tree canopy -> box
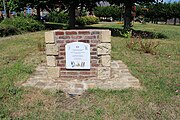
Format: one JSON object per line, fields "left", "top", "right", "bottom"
{"left": 1, "top": 0, "right": 167, "bottom": 28}
{"left": 107, "top": 0, "right": 163, "bottom": 29}
{"left": 136, "top": 1, "right": 180, "bottom": 25}
{"left": 94, "top": 5, "right": 123, "bottom": 21}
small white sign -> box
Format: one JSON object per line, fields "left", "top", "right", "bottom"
{"left": 65, "top": 42, "right": 90, "bottom": 69}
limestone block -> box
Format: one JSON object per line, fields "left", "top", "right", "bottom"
{"left": 45, "top": 31, "right": 55, "bottom": 43}
{"left": 98, "top": 67, "right": 111, "bottom": 79}
{"left": 110, "top": 61, "right": 120, "bottom": 68}
{"left": 99, "top": 30, "right": 111, "bottom": 43}
{"left": 46, "top": 56, "right": 56, "bottom": 66}
{"left": 46, "top": 44, "right": 59, "bottom": 55}
{"left": 101, "top": 55, "right": 111, "bottom": 67}
{"left": 97, "top": 43, "right": 111, "bottom": 55}
{"left": 47, "top": 67, "right": 60, "bottom": 78}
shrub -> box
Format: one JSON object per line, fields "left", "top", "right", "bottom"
{"left": 76, "top": 16, "right": 99, "bottom": 26}
{"left": 0, "top": 24, "right": 21, "bottom": 37}
{"left": 1, "top": 17, "right": 45, "bottom": 32}
{"left": 94, "top": 6, "right": 123, "bottom": 20}
{"left": 46, "top": 11, "right": 68, "bottom": 23}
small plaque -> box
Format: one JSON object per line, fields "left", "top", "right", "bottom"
{"left": 65, "top": 42, "right": 90, "bottom": 69}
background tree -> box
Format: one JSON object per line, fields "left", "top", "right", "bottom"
{"left": 160, "top": 2, "right": 172, "bottom": 24}
{"left": 18, "top": 0, "right": 61, "bottom": 20}
{"left": 108, "top": 0, "right": 162, "bottom": 29}
{"left": 171, "top": 2, "right": 180, "bottom": 25}
{"left": 138, "top": 1, "right": 180, "bottom": 25}
{"left": 94, "top": 5, "right": 123, "bottom": 21}
{"left": 59, "top": 0, "right": 102, "bottom": 28}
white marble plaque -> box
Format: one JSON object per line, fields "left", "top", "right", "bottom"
{"left": 65, "top": 42, "right": 90, "bottom": 69}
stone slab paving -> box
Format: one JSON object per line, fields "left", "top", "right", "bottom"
{"left": 22, "top": 61, "right": 141, "bottom": 95}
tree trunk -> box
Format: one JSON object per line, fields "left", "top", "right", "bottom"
{"left": 151, "top": 19, "right": 153, "bottom": 23}
{"left": 156, "top": 19, "right": 158, "bottom": 24}
{"left": 165, "top": 18, "right": 167, "bottom": 24}
{"left": 37, "top": 6, "right": 41, "bottom": 21}
{"left": 174, "top": 18, "right": 176, "bottom": 25}
{"left": 6, "top": 8, "right": 10, "bottom": 18}
{"left": 69, "top": 5, "right": 76, "bottom": 28}
{"left": 124, "top": 4, "right": 132, "bottom": 30}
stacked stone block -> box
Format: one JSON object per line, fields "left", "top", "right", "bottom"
{"left": 45, "top": 29, "right": 111, "bottom": 79}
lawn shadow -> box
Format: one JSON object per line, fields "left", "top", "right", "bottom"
{"left": 78, "top": 26, "right": 168, "bottom": 39}
{"left": 44, "top": 23, "right": 168, "bottom": 39}
{"left": 44, "top": 22, "right": 68, "bottom": 30}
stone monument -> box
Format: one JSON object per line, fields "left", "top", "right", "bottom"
{"left": 22, "top": 29, "right": 141, "bottom": 95}
{"left": 45, "top": 29, "right": 111, "bottom": 79}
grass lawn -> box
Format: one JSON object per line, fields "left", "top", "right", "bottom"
{"left": 0, "top": 23, "right": 179, "bottom": 119}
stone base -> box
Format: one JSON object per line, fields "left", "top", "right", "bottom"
{"left": 45, "top": 30, "right": 112, "bottom": 79}
{"left": 22, "top": 60, "right": 142, "bottom": 95}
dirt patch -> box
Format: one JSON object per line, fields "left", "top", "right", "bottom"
{"left": 55, "top": 91, "right": 94, "bottom": 112}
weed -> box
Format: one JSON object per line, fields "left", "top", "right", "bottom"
{"left": 126, "top": 36, "right": 160, "bottom": 55}
{"left": 126, "top": 37, "right": 139, "bottom": 50}
{"left": 120, "top": 29, "right": 132, "bottom": 38}
{"left": 139, "top": 39, "right": 160, "bottom": 55}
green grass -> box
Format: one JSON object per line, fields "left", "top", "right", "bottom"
{"left": 90, "top": 22, "right": 124, "bottom": 29}
{"left": 0, "top": 23, "right": 180, "bottom": 119}
{"left": 0, "top": 32, "right": 46, "bottom": 119}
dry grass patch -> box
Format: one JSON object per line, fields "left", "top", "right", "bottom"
{"left": 11, "top": 88, "right": 56, "bottom": 119}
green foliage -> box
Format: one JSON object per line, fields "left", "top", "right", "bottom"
{"left": 171, "top": 2, "right": 180, "bottom": 19}
{"left": 46, "top": 11, "right": 68, "bottom": 23}
{"left": 0, "top": 24, "right": 21, "bottom": 37}
{"left": 0, "top": 0, "right": 19, "bottom": 11}
{"left": 137, "top": 2, "right": 180, "bottom": 24}
{"left": 121, "top": 29, "right": 132, "bottom": 38}
{"left": 76, "top": 16, "right": 99, "bottom": 26}
{"left": 0, "top": 15, "right": 46, "bottom": 37}
{"left": 1, "top": 16, "right": 45, "bottom": 32}
{"left": 7, "top": 0, "right": 18, "bottom": 11}
{"left": 94, "top": 6, "right": 123, "bottom": 20}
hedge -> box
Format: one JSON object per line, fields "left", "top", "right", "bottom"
{"left": 1, "top": 17, "right": 45, "bottom": 32}
{"left": 76, "top": 16, "right": 99, "bottom": 26}
{"left": 0, "top": 16, "right": 45, "bottom": 37}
